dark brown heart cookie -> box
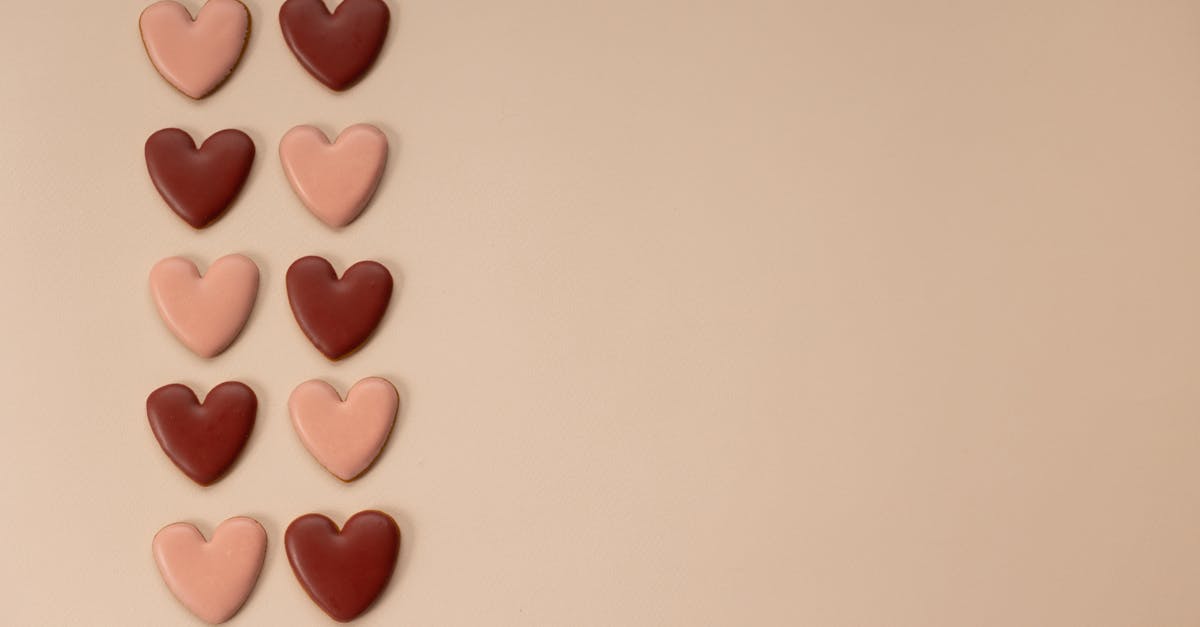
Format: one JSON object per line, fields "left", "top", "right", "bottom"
{"left": 285, "top": 510, "right": 401, "bottom": 622}
{"left": 145, "top": 128, "right": 255, "bottom": 229}
{"left": 286, "top": 256, "right": 393, "bottom": 360}
{"left": 279, "top": 0, "right": 390, "bottom": 91}
{"left": 146, "top": 381, "right": 257, "bottom": 486}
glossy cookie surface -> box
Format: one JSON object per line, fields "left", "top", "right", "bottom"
{"left": 147, "top": 381, "right": 256, "bottom": 485}
{"left": 279, "top": 0, "right": 390, "bottom": 91}
{"left": 289, "top": 377, "right": 398, "bottom": 481}
{"left": 150, "top": 254, "right": 259, "bottom": 358}
{"left": 153, "top": 517, "right": 267, "bottom": 624}
{"left": 286, "top": 256, "right": 393, "bottom": 360}
{"left": 280, "top": 124, "right": 387, "bottom": 228}
{"left": 285, "top": 510, "right": 400, "bottom": 622}
{"left": 145, "top": 128, "right": 255, "bottom": 228}
{"left": 140, "top": 0, "right": 250, "bottom": 99}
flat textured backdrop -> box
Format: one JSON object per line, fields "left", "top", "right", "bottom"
{"left": 3, "top": 0, "right": 1200, "bottom": 625}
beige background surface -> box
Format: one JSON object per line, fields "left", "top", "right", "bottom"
{"left": 3, "top": 0, "right": 1200, "bottom": 625}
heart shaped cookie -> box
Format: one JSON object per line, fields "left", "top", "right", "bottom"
{"left": 145, "top": 128, "right": 255, "bottom": 229}
{"left": 147, "top": 382, "right": 256, "bottom": 486}
{"left": 279, "top": 0, "right": 390, "bottom": 91}
{"left": 289, "top": 377, "right": 398, "bottom": 481}
{"left": 150, "top": 254, "right": 259, "bottom": 358}
{"left": 140, "top": 0, "right": 250, "bottom": 99}
{"left": 285, "top": 510, "right": 400, "bottom": 622}
{"left": 286, "top": 256, "right": 393, "bottom": 360}
{"left": 153, "top": 517, "right": 267, "bottom": 624}
{"left": 280, "top": 124, "right": 388, "bottom": 228}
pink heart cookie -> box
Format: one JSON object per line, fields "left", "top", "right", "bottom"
{"left": 140, "top": 0, "right": 250, "bottom": 99}
{"left": 153, "top": 517, "right": 266, "bottom": 624}
{"left": 150, "top": 254, "right": 259, "bottom": 358}
{"left": 279, "top": 124, "right": 388, "bottom": 228}
{"left": 289, "top": 377, "right": 399, "bottom": 481}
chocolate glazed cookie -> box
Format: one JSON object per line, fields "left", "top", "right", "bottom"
{"left": 146, "top": 382, "right": 257, "bottom": 486}
{"left": 286, "top": 256, "right": 393, "bottom": 360}
{"left": 144, "top": 128, "right": 255, "bottom": 229}
{"left": 279, "top": 0, "right": 390, "bottom": 91}
{"left": 285, "top": 510, "right": 401, "bottom": 622}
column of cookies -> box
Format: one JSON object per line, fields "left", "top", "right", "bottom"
{"left": 138, "top": 0, "right": 402, "bottom": 623}
{"left": 141, "top": 1, "right": 266, "bottom": 624}
{"left": 280, "top": 0, "right": 402, "bottom": 620}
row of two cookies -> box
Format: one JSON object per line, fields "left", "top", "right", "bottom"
{"left": 146, "top": 123, "right": 388, "bottom": 230}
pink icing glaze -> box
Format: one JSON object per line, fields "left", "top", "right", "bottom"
{"left": 279, "top": 124, "right": 389, "bottom": 228}
{"left": 140, "top": 0, "right": 249, "bottom": 99}
{"left": 153, "top": 517, "right": 266, "bottom": 624}
{"left": 289, "top": 377, "right": 399, "bottom": 481}
{"left": 150, "top": 254, "right": 259, "bottom": 358}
